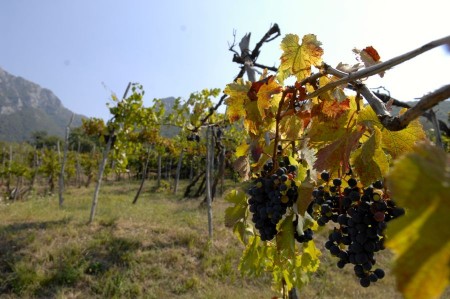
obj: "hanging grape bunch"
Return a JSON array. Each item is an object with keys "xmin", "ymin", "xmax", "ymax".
[
  {"xmin": 311, "ymin": 172, "xmax": 405, "ymax": 287},
  {"xmin": 247, "ymin": 158, "xmax": 299, "ymax": 241}
]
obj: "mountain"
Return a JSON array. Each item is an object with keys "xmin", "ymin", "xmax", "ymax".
[{"xmin": 0, "ymin": 67, "xmax": 85, "ymax": 142}]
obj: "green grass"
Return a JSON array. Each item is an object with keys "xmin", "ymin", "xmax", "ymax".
[{"xmin": 0, "ymin": 180, "xmax": 448, "ymax": 298}]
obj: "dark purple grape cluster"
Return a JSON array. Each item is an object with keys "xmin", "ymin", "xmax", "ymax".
[
  {"xmin": 248, "ymin": 162, "xmax": 299, "ymax": 241},
  {"xmin": 293, "ymin": 216, "xmax": 314, "ymax": 243},
  {"xmin": 312, "ymin": 173, "xmax": 405, "ymax": 287}
]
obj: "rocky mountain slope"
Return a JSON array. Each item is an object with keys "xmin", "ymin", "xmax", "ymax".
[{"xmin": 0, "ymin": 67, "xmax": 84, "ymax": 141}]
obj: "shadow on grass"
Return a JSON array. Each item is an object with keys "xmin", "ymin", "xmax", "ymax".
[
  {"xmin": 0, "ymin": 218, "xmax": 143, "ymax": 298},
  {"xmin": 0, "ymin": 218, "xmax": 72, "ymax": 294}
]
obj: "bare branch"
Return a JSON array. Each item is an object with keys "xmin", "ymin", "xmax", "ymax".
[
  {"xmin": 307, "ymin": 35, "xmax": 450, "ymax": 100},
  {"xmin": 358, "ymin": 84, "xmax": 450, "ymax": 131},
  {"xmin": 395, "ymin": 84, "xmax": 450, "ymax": 129}
]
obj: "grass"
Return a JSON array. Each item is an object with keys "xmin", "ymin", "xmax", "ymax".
[{"xmin": 0, "ymin": 179, "xmax": 448, "ymax": 298}]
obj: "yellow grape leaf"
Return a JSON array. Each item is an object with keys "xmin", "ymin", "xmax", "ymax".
[
  {"xmin": 318, "ymin": 76, "xmax": 346, "ymax": 103},
  {"xmin": 350, "ymin": 127, "xmax": 389, "ymax": 186},
  {"xmin": 279, "ymin": 34, "xmax": 323, "ymax": 82},
  {"xmin": 386, "ymin": 142, "xmax": 450, "ymax": 299},
  {"xmin": 224, "ymin": 79, "xmax": 251, "ymax": 122},
  {"xmin": 314, "ymin": 128, "xmax": 364, "ymax": 173},
  {"xmin": 307, "ymin": 106, "xmax": 354, "ymax": 146},
  {"xmin": 280, "ymin": 114, "xmax": 304, "ymax": 141},
  {"xmin": 253, "ymin": 76, "xmax": 282, "ymax": 120},
  {"xmin": 291, "ymin": 241, "xmax": 321, "ymax": 290},
  {"xmin": 235, "ymin": 142, "xmax": 250, "ymax": 157},
  {"xmin": 357, "ymin": 105, "xmax": 426, "ymax": 158}
]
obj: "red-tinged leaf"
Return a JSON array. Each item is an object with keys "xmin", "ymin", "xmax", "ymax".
[
  {"xmin": 314, "ymin": 128, "xmax": 364, "ymax": 173},
  {"xmin": 254, "ymin": 76, "xmax": 282, "ymax": 120},
  {"xmin": 247, "ymin": 75, "xmax": 278, "ymax": 100},
  {"xmin": 353, "ymin": 46, "xmax": 384, "ymax": 77},
  {"xmin": 320, "ymin": 98, "xmax": 351, "ymax": 119},
  {"xmin": 363, "ymin": 46, "xmax": 381, "ymax": 62}
]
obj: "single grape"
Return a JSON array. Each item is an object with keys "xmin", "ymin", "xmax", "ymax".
[
  {"xmin": 348, "ymin": 178, "xmax": 358, "ymax": 188},
  {"xmin": 321, "ymin": 172, "xmax": 330, "ymax": 181},
  {"xmin": 372, "ymin": 180, "xmax": 383, "ymax": 189},
  {"xmin": 332, "ymin": 178, "xmax": 342, "ymax": 186},
  {"xmin": 360, "ymin": 277, "xmax": 371, "ymax": 287},
  {"xmin": 374, "ymin": 268, "xmax": 385, "ymax": 279}
]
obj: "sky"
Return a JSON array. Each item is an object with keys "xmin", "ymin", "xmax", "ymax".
[{"xmin": 0, "ymin": 0, "xmax": 449, "ymax": 120}]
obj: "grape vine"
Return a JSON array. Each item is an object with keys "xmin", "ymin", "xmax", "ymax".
[{"xmin": 223, "ymin": 29, "xmax": 450, "ymax": 299}]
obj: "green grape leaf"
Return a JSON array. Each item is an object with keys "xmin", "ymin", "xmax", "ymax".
[
  {"xmin": 239, "ymin": 235, "xmax": 267, "ymax": 276},
  {"xmin": 350, "ymin": 126, "xmax": 389, "ymax": 185},
  {"xmin": 357, "ymin": 105, "xmax": 426, "ymax": 158},
  {"xmin": 233, "ymin": 220, "xmax": 254, "ymax": 245},
  {"xmin": 276, "ymin": 214, "xmax": 295, "ymax": 258},
  {"xmin": 224, "ymin": 190, "xmax": 248, "ymax": 227},
  {"xmin": 279, "ymin": 34, "xmax": 324, "ymax": 82},
  {"xmin": 314, "ymin": 128, "xmax": 364, "ymax": 173},
  {"xmin": 386, "ymin": 142, "xmax": 450, "ymax": 299}
]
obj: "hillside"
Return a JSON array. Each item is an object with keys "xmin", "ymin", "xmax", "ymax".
[
  {"xmin": 390, "ymin": 100, "xmax": 449, "ymax": 132},
  {"xmin": 0, "ymin": 67, "xmax": 85, "ymax": 142}
]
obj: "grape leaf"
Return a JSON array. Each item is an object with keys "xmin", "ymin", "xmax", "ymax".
[
  {"xmin": 296, "ymin": 180, "xmax": 315, "ymax": 215},
  {"xmin": 318, "ymin": 76, "xmax": 347, "ymax": 103},
  {"xmin": 279, "ymin": 34, "xmax": 323, "ymax": 82},
  {"xmin": 307, "ymin": 110, "xmax": 353, "ymax": 146},
  {"xmin": 251, "ymin": 76, "xmax": 282, "ymax": 120},
  {"xmin": 314, "ymin": 128, "xmax": 364, "ymax": 173},
  {"xmin": 224, "ymin": 78, "xmax": 251, "ymax": 122},
  {"xmin": 316, "ymin": 98, "xmax": 351, "ymax": 119},
  {"xmin": 233, "ymin": 221, "xmax": 254, "ymax": 245},
  {"xmin": 235, "ymin": 142, "xmax": 250, "ymax": 157},
  {"xmin": 280, "ymin": 114, "xmax": 305, "ymax": 141},
  {"xmin": 357, "ymin": 105, "xmax": 426, "ymax": 158},
  {"xmin": 276, "ymin": 214, "xmax": 295, "ymax": 258},
  {"xmin": 239, "ymin": 235, "xmax": 271, "ymax": 276},
  {"xmin": 350, "ymin": 127, "xmax": 389, "ymax": 186},
  {"xmin": 386, "ymin": 142, "xmax": 450, "ymax": 299},
  {"xmin": 224, "ymin": 190, "xmax": 248, "ymax": 227}
]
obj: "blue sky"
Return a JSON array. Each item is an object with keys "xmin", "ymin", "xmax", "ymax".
[{"xmin": 1, "ymin": 0, "xmax": 449, "ymax": 120}]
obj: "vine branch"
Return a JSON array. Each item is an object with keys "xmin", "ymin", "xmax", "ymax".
[{"xmin": 307, "ymin": 35, "xmax": 450, "ymax": 100}]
